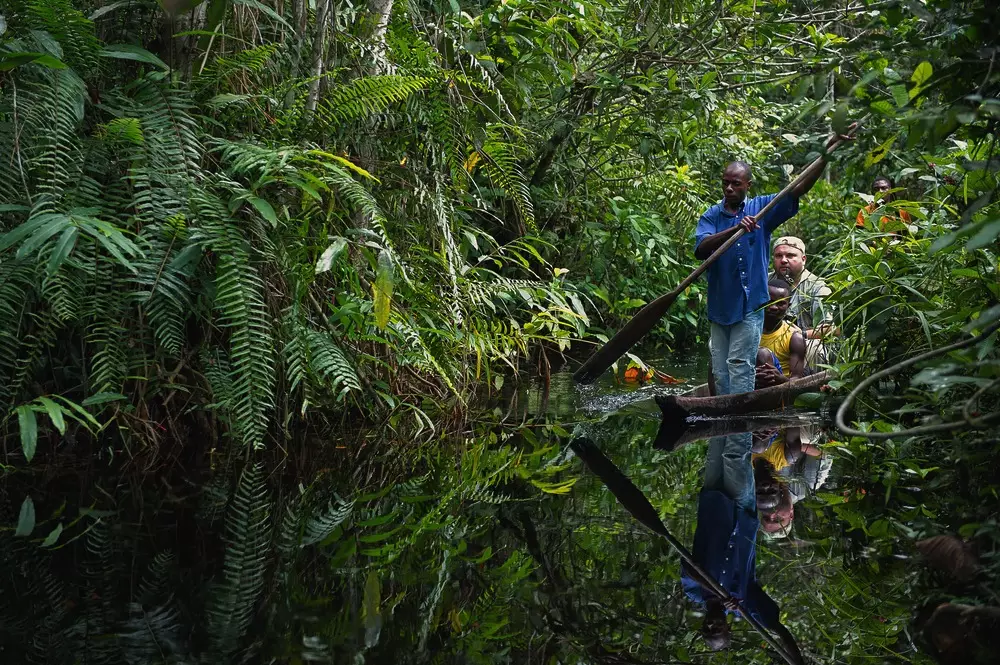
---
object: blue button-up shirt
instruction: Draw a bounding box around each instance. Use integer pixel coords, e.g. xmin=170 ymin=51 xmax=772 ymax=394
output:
xmin=680 ymin=489 xmax=781 ymax=630
xmin=694 ymin=194 xmax=799 ymax=326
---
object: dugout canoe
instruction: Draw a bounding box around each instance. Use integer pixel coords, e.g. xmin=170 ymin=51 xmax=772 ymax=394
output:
xmin=656 ymin=371 xmax=830 ymax=419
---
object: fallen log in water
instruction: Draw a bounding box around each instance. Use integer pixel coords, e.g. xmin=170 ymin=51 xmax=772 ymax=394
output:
xmin=655 ymin=370 xmax=830 ymax=419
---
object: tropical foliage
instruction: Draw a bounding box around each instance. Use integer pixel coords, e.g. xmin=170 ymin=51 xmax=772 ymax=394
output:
xmin=1 ymin=0 xmax=999 ymax=663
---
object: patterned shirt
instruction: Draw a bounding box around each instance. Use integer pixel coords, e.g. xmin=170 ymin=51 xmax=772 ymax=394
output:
xmin=783 ymin=268 xmax=833 ymax=332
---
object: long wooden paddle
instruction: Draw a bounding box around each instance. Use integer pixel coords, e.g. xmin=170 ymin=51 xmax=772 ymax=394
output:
xmin=573 ymin=136 xmax=854 ymax=385
xmin=570 ymin=437 xmax=798 ymax=665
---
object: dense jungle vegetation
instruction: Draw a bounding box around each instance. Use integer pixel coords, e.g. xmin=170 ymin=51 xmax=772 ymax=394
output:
xmin=1 ymin=0 xmax=999 ymax=663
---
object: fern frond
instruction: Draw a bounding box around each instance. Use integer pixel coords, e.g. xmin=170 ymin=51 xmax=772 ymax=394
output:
xmin=137 ymin=551 xmax=176 ymax=604
xmin=119 ymin=600 xmax=186 ymax=663
xmin=204 ymin=462 xmax=270 ymax=659
xmin=194 ymin=190 xmax=275 ymax=449
xmin=125 ymin=74 xmax=202 ymax=226
xmin=131 ymin=219 xmax=200 ymax=357
xmin=24 ymin=0 xmax=100 ymax=74
xmin=302 ymin=497 xmax=354 ymax=547
xmin=0 ymin=260 xmax=37 ymax=406
xmin=312 ymin=75 xmax=434 ymax=129
xmin=478 ymin=135 xmax=535 ymax=231
xmin=393 ymin=318 xmax=462 ymax=401
xmin=305 ymin=329 xmax=361 ymax=400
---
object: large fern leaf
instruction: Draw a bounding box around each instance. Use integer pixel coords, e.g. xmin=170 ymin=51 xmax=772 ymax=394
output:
xmin=204 ymin=463 xmax=271 ymax=659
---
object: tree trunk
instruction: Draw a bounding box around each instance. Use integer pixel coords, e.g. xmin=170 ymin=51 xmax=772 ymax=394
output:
xmin=530 ymin=72 xmax=598 ymax=187
xmin=366 ymin=0 xmax=394 ymax=75
xmin=305 ymin=0 xmax=331 ymax=115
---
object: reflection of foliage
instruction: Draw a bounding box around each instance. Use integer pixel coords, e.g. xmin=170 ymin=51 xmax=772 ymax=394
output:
xmin=0 ymin=0 xmax=999 ymax=663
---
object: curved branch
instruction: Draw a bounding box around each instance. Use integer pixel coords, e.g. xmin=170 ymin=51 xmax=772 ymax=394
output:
xmin=962 ymin=377 xmax=1000 ymax=427
xmin=835 ymin=319 xmax=1000 ymax=439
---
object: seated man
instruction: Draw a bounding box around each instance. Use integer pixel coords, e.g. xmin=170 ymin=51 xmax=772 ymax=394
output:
xmin=771 ymin=236 xmax=833 ymax=340
xmin=754 ymin=452 xmax=796 ymax=537
xmin=681 ymin=433 xmax=804 ymax=663
xmin=755 ymin=278 xmax=807 ymax=389
xmin=752 ymin=427 xmax=823 ymax=475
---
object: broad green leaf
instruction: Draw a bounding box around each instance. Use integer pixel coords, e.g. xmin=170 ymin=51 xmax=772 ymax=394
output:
xmin=15 ymin=497 xmax=35 ymax=537
xmin=363 ymin=571 xmax=382 ymax=647
xmin=47 ymin=226 xmax=79 ymax=276
xmin=316 ymin=237 xmax=348 ymax=274
xmin=890 ymin=84 xmax=908 ymax=108
xmin=373 ymin=250 xmax=394 ymax=331
xmin=793 ymin=392 xmax=823 ymax=408
xmin=17 ymin=406 xmax=38 ymax=462
xmin=831 ymin=102 xmax=850 ymax=135
xmin=100 ymin=44 xmax=169 ymax=71
xmin=248 ymin=197 xmax=278 ymax=226
xmin=911 ymin=61 xmax=933 ymax=86
xmin=869 ymin=100 xmax=895 ymax=116
xmin=82 ymin=392 xmax=127 ymax=407
xmin=53 ymin=395 xmax=100 ymax=428
xmin=35 ymin=397 xmax=66 ymax=435
xmin=0 ymin=213 xmax=64 ymax=254
xmin=206 ymin=0 xmax=230 ymax=30
xmin=0 ymin=52 xmax=67 ymax=71
xmin=89 ymin=1 xmax=133 ymax=19
xmin=966 ymin=219 xmax=1000 ymax=250
xmin=865 ymin=134 xmax=897 ymax=167
xmin=0 ymin=14 xmax=6 ymax=36
xmin=328 ymin=154 xmax=378 ymax=182
xmin=207 ymin=93 xmax=251 ymax=108
xmin=233 ymin=0 xmax=292 ymax=28
xmin=41 ymin=523 xmax=63 ymax=547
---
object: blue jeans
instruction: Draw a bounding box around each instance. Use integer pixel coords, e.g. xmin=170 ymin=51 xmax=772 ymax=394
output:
xmin=709 ymin=308 xmax=765 ymax=396
xmin=704 ymin=433 xmax=756 ymax=510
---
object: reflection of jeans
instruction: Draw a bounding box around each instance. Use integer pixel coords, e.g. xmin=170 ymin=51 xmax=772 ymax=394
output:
xmin=704 ymin=433 xmax=755 ymax=511
xmin=709 ymin=309 xmax=765 ymax=395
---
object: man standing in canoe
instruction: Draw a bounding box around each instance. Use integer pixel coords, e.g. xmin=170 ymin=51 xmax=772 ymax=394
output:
xmin=695 ymin=134 xmax=845 ymax=396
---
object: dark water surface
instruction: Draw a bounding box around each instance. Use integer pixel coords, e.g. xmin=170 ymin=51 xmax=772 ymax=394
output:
xmin=2 ymin=351 xmax=993 ymax=664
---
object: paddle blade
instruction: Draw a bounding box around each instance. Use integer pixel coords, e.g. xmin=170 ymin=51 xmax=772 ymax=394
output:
xmin=653 ymin=406 xmax=690 ymax=452
xmin=570 ymin=438 xmax=670 ymax=538
xmin=573 ymin=292 xmax=678 ymax=384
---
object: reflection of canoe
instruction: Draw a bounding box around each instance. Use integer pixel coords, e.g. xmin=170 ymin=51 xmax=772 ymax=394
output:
xmin=657 ymin=371 xmax=830 ymax=419
xmin=653 ymin=413 xmax=808 ymax=452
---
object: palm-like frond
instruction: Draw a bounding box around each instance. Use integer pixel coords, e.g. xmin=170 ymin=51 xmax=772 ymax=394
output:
xmin=193 ymin=189 xmax=276 ymax=449
xmin=204 ymin=462 xmax=271 ymax=659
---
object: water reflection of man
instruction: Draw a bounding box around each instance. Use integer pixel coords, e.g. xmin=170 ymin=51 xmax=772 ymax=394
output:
xmin=752 ymin=427 xmax=824 ymax=536
xmin=681 ymin=433 xmax=804 ymax=663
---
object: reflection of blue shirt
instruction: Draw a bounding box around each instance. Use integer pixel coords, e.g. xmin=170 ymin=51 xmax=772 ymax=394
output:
xmin=694 ymin=194 xmax=799 ymax=325
xmin=680 ymin=489 xmax=780 ymax=630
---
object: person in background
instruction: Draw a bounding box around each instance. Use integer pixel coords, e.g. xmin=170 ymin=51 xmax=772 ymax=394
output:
xmin=754 ymin=277 xmax=807 ymax=389
xmin=856 ymin=175 xmax=912 ymax=231
xmin=694 ymin=135 xmax=842 ymax=397
xmin=771 ymin=236 xmax=835 ymax=366
xmin=681 ymin=433 xmax=805 ymax=663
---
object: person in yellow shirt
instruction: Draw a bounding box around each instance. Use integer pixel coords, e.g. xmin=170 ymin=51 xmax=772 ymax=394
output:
xmin=755 ymin=277 xmax=806 ymax=389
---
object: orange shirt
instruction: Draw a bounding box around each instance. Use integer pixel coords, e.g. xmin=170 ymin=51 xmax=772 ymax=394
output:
xmin=856 ymin=204 xmax=912 ymax=229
